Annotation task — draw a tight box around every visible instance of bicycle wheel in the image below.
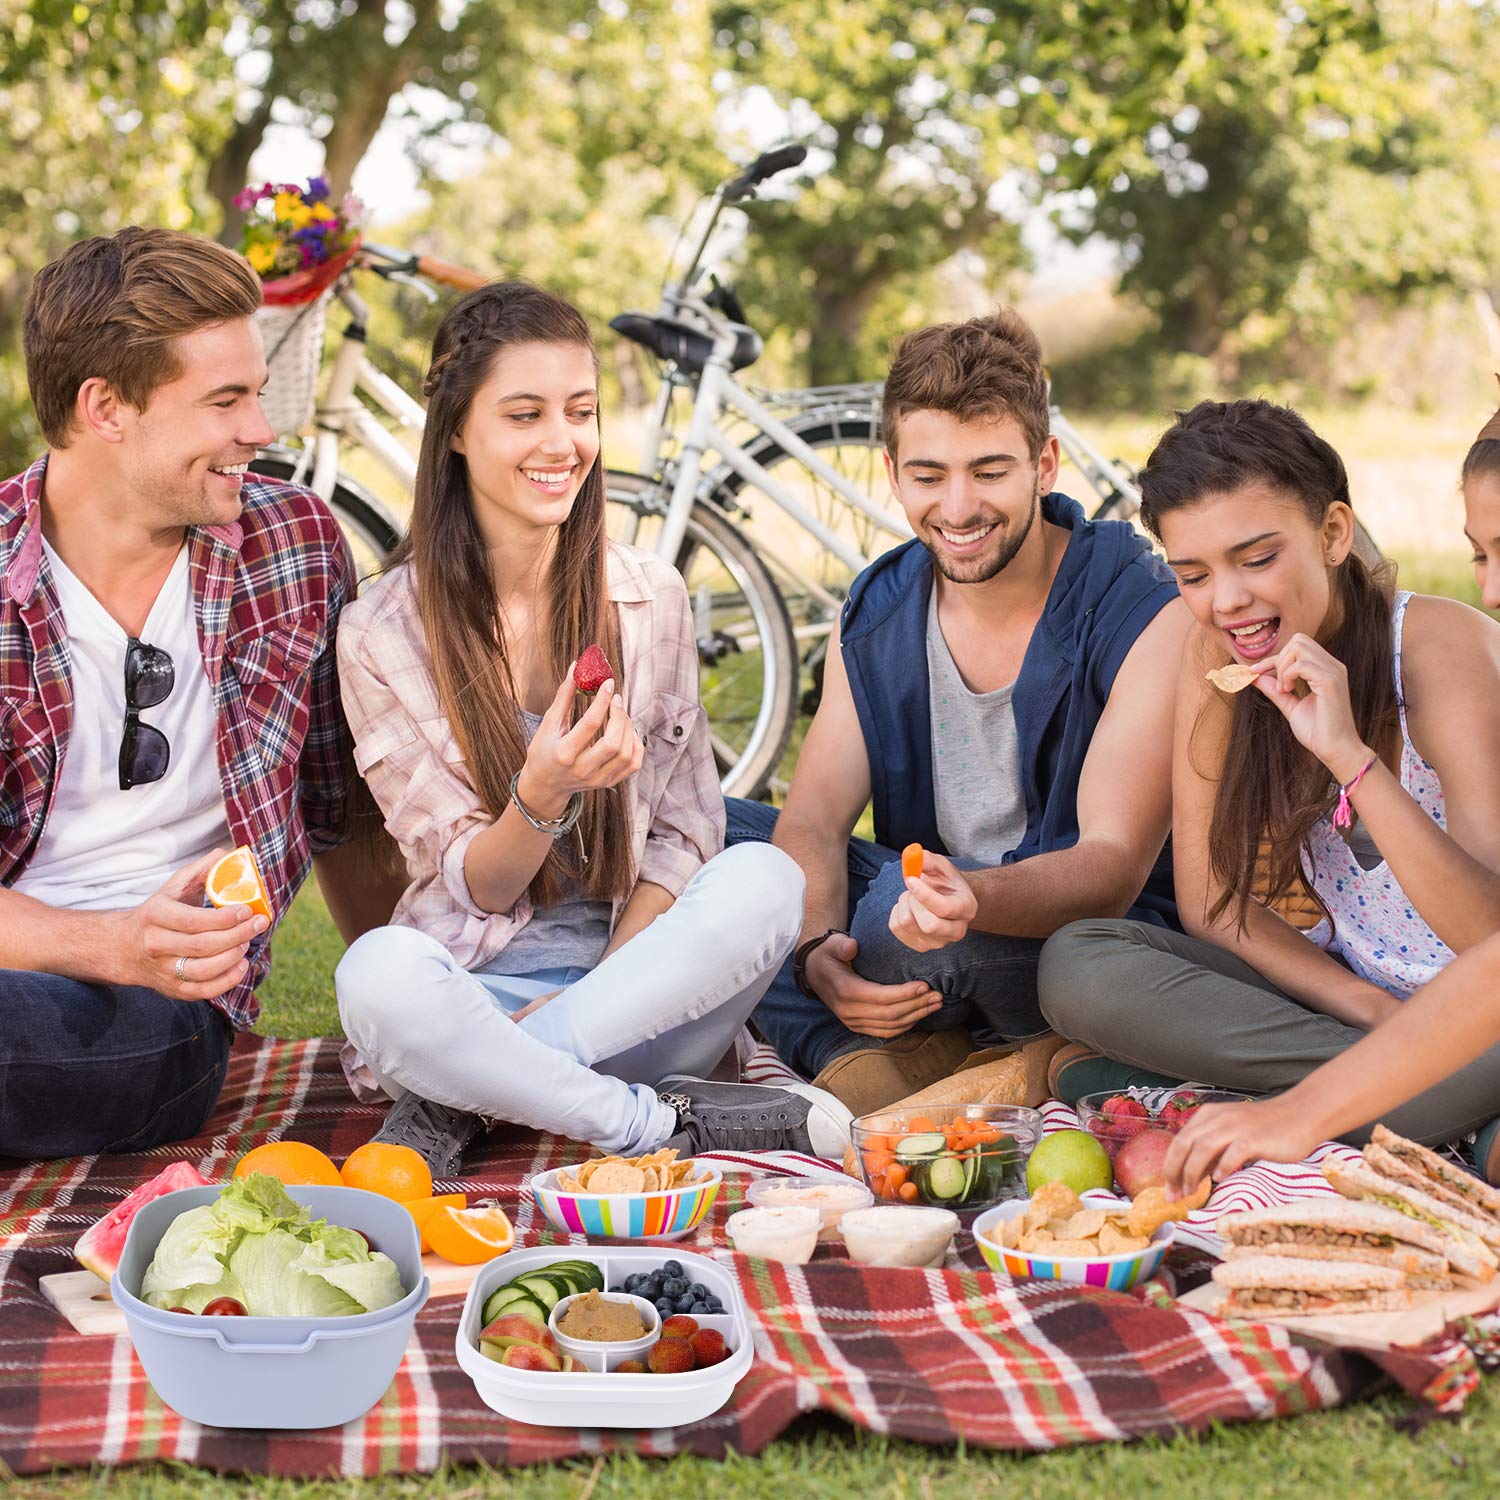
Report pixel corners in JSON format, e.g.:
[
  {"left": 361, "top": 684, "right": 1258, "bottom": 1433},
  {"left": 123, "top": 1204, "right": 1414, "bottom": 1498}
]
[
  {"left": 606, "top": 470, "right": 798, "bottom": 799},
  {"left": 251, "top": 445, "right": 403, "bottom": 583}
]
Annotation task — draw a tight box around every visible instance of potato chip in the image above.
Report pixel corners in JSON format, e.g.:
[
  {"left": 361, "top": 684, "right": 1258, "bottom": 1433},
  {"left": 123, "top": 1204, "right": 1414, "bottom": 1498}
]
[
  {"left": 1205, "top": 662, "right": 1261, "bottom": 693},
  {"left": 1029, "top": 1180, "right": 1083, "bottom": 1222},
  {"left": 557, "top": 1170, "right": 582, "bottom": 1193},
  {"left": 1018, "top": 1226, "right": 1054, "bottom": 1250},
  {"left": 1053, "top": 1209, "right": 1109, "bottom": 1240},
  {"left": 1098, "top": 1222, "right": 1151, "bottom": 1256},
  {"left": 999, "top": 1215, "right": 1024, "bottom": 1248},
  {"left": 1047, "top": 1238, "right": 1106, "bottom": 1258}
]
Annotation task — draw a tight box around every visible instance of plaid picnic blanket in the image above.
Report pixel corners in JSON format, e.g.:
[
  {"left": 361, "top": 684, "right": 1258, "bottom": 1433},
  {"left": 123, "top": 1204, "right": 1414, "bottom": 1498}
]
[{"left": 0, "top": 1034, "right": 1482, "bottom": 1478}]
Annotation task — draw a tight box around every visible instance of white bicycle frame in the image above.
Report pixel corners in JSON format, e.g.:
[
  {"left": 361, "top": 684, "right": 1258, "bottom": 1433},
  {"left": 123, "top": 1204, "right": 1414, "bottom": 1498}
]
[{"left": 283, "top": 280, "right": 425, "bottom": 502}]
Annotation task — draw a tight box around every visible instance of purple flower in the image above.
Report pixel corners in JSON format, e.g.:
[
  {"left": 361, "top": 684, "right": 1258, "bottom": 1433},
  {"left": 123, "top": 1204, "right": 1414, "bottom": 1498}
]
[
  {"left": 232, "top": 183, "right": 272, "bottom": 211},
  {"left": 307, "top": 175, "right": 331, "bottom": 201}
]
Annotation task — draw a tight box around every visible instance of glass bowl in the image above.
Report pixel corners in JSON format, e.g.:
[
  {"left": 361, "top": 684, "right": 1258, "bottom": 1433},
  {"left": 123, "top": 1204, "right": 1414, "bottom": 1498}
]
[
  {"left": 849, "top": 1104, "right": 1042, "bottom": 1213},
  {"left": 1074, "top": 1087, "right": 1253, "bottom": 1161}
]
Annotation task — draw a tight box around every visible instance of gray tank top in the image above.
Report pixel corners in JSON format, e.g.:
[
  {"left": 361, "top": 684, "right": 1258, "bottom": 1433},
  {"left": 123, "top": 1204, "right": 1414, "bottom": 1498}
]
[{"left": 925, "top": 589, "right": 1027, "bottom": 864}]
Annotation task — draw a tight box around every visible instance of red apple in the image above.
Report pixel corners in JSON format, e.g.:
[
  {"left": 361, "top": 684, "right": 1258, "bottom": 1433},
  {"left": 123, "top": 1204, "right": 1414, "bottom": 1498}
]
[
  {"left": 480, "top": 1314, "right": 558, "bottom": 1358},
  {"left": 499, "top": 1343, "right": 564, "bottom": 1373},
  {"left": 1113, "top": 1128, "right": 1176, "bottom": 1197}
]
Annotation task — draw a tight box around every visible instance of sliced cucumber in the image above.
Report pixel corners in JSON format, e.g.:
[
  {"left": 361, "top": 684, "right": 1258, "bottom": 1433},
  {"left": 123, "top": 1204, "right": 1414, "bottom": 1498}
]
[
  {"left": 923, "top": 1154, "right": 968, "bottom": 1201},
  {"left": 960, "top": 1150, "right": 980, "bottom": 1201},
  {"left": 511, "top": 1273, "right": 563, "bottom": 1310},
  {"left": 547, "top": 1260, "right": 604, "bottom": 1292},
  {"left": 482, "top": 1285, "right": 547, "bottom": 1325},
  {"left": 895, "top": 1132, "right": 947, "bottom": 1161}
]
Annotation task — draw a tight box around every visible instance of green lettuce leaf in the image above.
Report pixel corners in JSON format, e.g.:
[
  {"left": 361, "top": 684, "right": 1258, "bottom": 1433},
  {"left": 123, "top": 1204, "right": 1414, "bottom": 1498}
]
[
  {"left": 291, "top": 1239, "right": 405, "bottom": 1314},
  {"left": 213, "top": 1173, "right": 308, "bottom": 1236},
  {"left": 227, "top": 1229, "right": 363, "bottom": 1318},
  {"left": 140, "top": 1204, "right": 236, "bottom": 1305}
]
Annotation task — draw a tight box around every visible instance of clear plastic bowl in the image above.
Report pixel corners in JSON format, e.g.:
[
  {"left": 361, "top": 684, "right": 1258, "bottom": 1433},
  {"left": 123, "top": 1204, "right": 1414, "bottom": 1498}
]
[
  {"left": 745, "top": 1175, "right": 874, "bottom": 1241},
  {"left": 1075, "top": 1087, "right": 1252, "bottom": 1161}
]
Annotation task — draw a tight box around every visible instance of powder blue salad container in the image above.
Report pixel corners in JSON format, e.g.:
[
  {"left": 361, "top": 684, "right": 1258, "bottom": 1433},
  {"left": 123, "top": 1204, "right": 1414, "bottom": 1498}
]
[{"left": 112, "top": 1184, "right": 429, "bottom": 1429}]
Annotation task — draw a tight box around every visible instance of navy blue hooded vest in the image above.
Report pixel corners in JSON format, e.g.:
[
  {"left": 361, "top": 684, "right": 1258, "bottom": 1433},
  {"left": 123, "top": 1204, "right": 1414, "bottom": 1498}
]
[{"left": 840, "top": 491, "right": 1179, "bottom": 927}]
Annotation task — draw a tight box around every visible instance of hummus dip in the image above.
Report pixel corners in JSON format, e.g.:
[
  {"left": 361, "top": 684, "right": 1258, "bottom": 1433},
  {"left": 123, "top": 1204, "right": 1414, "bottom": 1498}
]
[{"left": 558, "top": 1290, "right": 648, "bottom": 1342}]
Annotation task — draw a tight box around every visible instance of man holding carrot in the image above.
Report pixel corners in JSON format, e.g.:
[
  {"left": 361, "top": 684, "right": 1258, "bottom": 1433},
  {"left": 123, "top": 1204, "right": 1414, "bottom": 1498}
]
[{"left": 728, "top": 308, "right": 1188, "bottom": 1110}]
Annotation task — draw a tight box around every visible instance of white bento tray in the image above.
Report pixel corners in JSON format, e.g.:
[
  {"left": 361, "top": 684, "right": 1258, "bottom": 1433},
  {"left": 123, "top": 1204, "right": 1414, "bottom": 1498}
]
[{"left": 456, "top": 1244, "right": 753, "bottom": 1428}]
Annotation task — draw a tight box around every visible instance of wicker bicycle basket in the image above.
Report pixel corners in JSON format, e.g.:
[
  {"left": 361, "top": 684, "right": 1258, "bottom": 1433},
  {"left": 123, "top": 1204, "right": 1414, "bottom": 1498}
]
[{"left": 254, "top": 295, "right": 328, "bottom": 436}]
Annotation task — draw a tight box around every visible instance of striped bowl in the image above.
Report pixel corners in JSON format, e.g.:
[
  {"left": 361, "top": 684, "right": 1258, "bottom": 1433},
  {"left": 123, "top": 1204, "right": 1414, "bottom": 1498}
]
[
  {"left": 528, "top": 1164, "right": 722, "bottom": 1242},
  {"left": 971, "top": 1194, "right": 1174, "bottom": 1291}
]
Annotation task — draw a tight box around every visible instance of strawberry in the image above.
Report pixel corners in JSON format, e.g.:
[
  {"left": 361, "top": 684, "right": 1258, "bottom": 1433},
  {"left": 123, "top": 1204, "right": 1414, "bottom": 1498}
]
[
  {"left": 647, "top": 1336, "right": 696, "bottom": 1374},
  {"left": 573, "top": 644, "right": 613, "bottom": 694},
  {"left": 614, "top": 1359, "right": 648, "bottom": 1374},
  {"left": 1101, "top": 1095, "right": 1150, "bottom": 1121},
  {"left": 661, "top": 1314, "right": 699, "bottom": 1339},
  {"left": 689, "top": 1328, "right": 730, "bottom": 1367}
]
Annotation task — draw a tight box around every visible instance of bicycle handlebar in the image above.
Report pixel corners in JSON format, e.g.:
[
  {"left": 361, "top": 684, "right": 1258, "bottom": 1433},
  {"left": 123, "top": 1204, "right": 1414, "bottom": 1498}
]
[
  {"left": 413, "top": 255, "right": 489, "bottom": 292},
  {"left": 723, "top": 144, "right": 808, "bottom": 202}
]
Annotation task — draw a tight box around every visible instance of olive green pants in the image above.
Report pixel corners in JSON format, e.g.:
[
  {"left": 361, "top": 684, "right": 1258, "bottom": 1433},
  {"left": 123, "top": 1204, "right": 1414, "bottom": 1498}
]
[{"left": 1038, "top": 918, "right": 1500, "bottom": 1148}]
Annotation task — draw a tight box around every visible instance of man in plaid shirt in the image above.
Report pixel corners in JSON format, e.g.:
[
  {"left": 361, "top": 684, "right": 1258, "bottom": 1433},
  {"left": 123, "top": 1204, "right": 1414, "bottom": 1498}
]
[{"left": 0, "top": 228, "right": 387, "bottom": 1159}]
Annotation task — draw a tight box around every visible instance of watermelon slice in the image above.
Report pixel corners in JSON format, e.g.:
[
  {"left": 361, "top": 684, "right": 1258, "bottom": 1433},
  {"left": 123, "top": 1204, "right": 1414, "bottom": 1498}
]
[{"left": 75, "top": 1161, "right": 214, "bottom": 1281}]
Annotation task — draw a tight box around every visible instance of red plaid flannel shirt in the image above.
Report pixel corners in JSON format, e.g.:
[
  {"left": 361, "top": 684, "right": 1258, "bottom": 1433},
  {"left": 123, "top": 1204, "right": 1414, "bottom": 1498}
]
[{"left": 0, "top": 455, "right": 355, "bottom": 1029}]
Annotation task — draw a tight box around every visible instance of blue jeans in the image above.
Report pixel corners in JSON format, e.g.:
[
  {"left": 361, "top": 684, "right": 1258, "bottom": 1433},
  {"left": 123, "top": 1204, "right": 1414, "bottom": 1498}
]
[
  {"left": 726, "top": 798, "right": 1047, "bottom": 1079},
  {"left": 0, "top": 972, "right": 232, "bottom": 1159}
]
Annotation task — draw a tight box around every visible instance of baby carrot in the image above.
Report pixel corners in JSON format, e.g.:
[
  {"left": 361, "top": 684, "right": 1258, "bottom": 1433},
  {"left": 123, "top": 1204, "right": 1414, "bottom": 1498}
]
[{"left": 901, "top": 843, "right": 925, "bottom": 880}]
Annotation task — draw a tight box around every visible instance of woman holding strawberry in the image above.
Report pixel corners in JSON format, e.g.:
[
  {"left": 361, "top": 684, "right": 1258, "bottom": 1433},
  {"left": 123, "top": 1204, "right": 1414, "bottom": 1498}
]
[
  {"left": 1040, "top": 397, "right": 1500, "bottom": 1178},
  {"left": 333, "top": 280, "right": 847, "bottom": 1172}
]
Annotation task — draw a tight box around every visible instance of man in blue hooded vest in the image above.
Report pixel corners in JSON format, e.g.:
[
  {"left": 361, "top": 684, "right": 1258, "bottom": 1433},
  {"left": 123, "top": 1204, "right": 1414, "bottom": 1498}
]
[{"left": 727, "top": 307, "right": 1190, "bottom": 1110}]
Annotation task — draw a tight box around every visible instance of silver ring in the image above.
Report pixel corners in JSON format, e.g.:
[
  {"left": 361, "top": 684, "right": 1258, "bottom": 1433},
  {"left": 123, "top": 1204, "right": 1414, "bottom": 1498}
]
[{"left": 175, "top": 956, "right": 188, "bottom": 981}]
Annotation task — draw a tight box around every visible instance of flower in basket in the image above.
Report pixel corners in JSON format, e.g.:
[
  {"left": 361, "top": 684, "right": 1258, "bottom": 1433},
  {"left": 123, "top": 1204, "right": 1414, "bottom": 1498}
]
[{"left": 236, "top": 177, "right": 363, "bottom": 306}]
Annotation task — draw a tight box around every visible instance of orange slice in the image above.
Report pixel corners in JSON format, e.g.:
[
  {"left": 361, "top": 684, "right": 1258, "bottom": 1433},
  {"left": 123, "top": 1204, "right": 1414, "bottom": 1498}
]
[
  {"left": 423, "top": 1203, "right": 515, "bottom": 1265},
  {"left": 206, "top": 845, "right": 272, "bottom": 922},
  {"left": 402, "top": 1192, "right": 467, "bottom": 1253}
]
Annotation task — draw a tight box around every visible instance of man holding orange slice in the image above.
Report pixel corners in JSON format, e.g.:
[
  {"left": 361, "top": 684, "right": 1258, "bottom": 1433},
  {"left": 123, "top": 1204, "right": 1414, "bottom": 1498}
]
[
  {"left": 0, "top": 229, "right": 395, "bottom": 1158},
  {"left": 728, "top": 309, "right": 1188, "bottom": 1112}
]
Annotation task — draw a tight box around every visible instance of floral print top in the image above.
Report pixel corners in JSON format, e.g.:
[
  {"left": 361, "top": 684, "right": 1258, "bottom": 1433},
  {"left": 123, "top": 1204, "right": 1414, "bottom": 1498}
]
[{"left": 1302, "top": 592, "right": 1452, "bottom": 999}]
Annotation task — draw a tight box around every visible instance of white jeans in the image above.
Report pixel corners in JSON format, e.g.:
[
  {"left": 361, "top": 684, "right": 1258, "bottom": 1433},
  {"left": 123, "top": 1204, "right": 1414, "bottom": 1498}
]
[{"left": 335, "top": 843, "right": 804, "bottom": 1154}]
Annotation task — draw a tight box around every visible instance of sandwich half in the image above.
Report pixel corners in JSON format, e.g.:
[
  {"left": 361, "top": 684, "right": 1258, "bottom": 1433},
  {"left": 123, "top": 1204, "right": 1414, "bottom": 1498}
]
[
  {"left": 1322, "top": 1160, "right": 1499, "bottom": 1281},
  {"left": 1212, "top": 1255, "right": 1422, "bottom": 1317},
  {"left": 1366, "top": 1124, "right": 1500, "bottom": 1232},
  {"left": 1218, "top": 1198, "right": 1453, "bottom": 1286}
]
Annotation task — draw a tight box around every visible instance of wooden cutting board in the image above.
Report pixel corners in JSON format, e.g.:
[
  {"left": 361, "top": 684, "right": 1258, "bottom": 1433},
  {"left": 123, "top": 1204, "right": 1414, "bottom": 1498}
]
[
  {"left": 1178, "top": 1272, "right": 1500, "bottom": 1352},
  {"left": 41, "top": 1255, "right": 484, "bottom": 1337}
]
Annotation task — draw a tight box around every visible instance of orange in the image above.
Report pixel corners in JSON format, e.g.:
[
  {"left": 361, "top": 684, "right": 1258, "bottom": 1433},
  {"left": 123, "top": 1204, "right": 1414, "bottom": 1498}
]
[
  {"left": 232, "top": 1141, "right": 342, "bottom": 1186},
  {"left": 423, "top": 1203, "right": 514, "bottom": 1265},
  {"left": 206, "top": 845, "right": 272, "bottom": 922},
  {"left": 340, "top": 1142, "right": 433, "bottom": 1203},
  {"left": 401, "top": 1192, "right": 467, "bottom": 1253}
]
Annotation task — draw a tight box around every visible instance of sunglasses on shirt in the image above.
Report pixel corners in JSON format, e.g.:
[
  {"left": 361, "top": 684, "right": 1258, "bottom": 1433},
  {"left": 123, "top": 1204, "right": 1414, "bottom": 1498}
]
[{"left": 119, "top": 638, "right": 175, "bottom": 790}]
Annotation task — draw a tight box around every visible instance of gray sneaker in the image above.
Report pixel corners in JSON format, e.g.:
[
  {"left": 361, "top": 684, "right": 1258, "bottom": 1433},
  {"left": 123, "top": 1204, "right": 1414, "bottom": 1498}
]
[
  {"left": 656, "top": 1076, "right": 853, "bottom": 1159},
  {"left": 371, "top": 1093, "right": 485, "bottom": 1177}
]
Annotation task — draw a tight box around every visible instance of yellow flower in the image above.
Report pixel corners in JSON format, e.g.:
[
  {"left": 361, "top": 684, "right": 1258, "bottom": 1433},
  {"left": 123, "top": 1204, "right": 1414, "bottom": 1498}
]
[
  {"left": 246, "top": 241, "right": 278, "bottom": 273},
  {"left": 310, "top": 201, "right": 339, "bottom": 223},
  {"left": 272, "top": 191, "right": 314, "bottom": 228}
]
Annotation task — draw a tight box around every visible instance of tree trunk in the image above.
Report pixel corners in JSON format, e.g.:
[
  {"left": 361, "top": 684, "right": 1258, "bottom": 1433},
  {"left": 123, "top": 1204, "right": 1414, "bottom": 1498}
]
[
  {"left": 206, "top": 95, "right": 276, "bottom": 244},
  {"left": 806, "top": 280, "right": 882, "bottom": 386}
]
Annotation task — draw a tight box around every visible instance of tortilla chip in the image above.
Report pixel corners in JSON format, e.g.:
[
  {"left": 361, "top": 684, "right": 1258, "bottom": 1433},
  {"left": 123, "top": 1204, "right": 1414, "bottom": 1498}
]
[
  {"left": 640, "top": 1165, "right": 658, "bottom": 1191},
  {"left": 1098, "top": 1222, "right": 1151, "bottom": 1255},
  {"left": 557, "top": 1171, "right": 583, "bottom": 1194},
  {"left": 590, "top": 1161, "right": 647, "bottom": 1194},
  {"left": 1205, "top": 662, "right": 1262, "bottom": 693}
]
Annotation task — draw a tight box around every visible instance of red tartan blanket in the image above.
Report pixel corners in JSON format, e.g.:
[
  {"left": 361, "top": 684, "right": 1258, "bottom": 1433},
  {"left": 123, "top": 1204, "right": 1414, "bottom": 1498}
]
[{"left": 0, "top": 1034, "right": 1481, "bottom": 1477}]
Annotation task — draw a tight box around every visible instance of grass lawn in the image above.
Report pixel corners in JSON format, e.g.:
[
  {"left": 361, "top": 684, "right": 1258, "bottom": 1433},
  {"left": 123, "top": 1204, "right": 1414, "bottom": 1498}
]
[{"left": 19, "top": 551, "right": 1500, "bottom": 1496}]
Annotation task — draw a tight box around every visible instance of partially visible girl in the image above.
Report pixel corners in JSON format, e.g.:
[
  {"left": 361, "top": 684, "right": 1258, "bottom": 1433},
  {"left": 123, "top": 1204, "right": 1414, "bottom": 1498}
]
[
  {"left": 1160, "top": 388, "right": 1500, "bottom": 1195},
  {"left": 1040, "top": 395, "right": 1500, "bottom": 1178},
  {"left": 334, "top": 281, "right": 844, "bottom": 1172}
]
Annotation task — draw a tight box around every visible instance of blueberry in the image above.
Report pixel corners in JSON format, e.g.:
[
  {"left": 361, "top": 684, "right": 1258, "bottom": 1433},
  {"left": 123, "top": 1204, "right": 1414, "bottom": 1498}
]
[
  {"left": 623, "top": 1274, "right": 644, "bottom": 1292},
  {"left": 674, "top": 1295, "right": 696, "bottom": 1313},
  {"left": 610, "top": 1283, "right": 625, "bottom": 1293},
  {"left": 662, "top": 1277, "right": 688, "bottom": 1297},
  {"left": 689, "top": 1282, "right": 709, "bottom": 1297},
  {"left": 654, "top": 1297, "right": 675, "bottom": 1315},
  {"left": 688, "top": 1299, "right": 712, "bottom": 1313},
  {"left": 663, "top": 1260, "right": 684, "bottom": 1277},
  {"left": 705, "top": 1298, "right": 724, "bottom": 1313}
]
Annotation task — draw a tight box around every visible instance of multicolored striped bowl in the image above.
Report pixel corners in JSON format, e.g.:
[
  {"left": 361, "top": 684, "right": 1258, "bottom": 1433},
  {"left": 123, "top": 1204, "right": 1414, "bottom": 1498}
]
[
  {"left": 528, "top": 1164, "right": 722, "bottom": 1242},
  {"left": 971, "top": 1193, "right": 1174, "bottom": 1290}
]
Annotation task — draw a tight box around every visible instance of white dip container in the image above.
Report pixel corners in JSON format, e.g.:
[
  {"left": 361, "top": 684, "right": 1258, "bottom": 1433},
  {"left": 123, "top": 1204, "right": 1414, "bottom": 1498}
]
[
  {"left": 745, "top": 1176, "right": 874, "bottom": 1241},
  {"left": 725, "top": 1205, "right": 821, "bottom": 1264},
  {"left": 840, "top": 1205, "right": 959, "bottom": 1268}
]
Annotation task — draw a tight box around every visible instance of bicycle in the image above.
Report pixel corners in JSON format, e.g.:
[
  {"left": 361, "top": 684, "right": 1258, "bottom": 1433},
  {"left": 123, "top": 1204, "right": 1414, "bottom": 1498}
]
[
  {"left": 249, "top": 242, "right": 488, "bottom": 577},
  {"left": 603, "top": 147, "right": 1147, "bottom": 796}
]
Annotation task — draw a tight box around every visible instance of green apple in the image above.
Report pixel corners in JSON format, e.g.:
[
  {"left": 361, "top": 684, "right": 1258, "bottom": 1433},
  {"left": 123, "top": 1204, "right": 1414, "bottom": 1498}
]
[{"left": 1025, "top": 1129, "right": 1114, "bottom": 1196}]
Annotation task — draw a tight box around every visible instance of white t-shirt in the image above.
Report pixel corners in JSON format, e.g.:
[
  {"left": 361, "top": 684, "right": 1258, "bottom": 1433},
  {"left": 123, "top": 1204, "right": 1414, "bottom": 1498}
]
[{"left": 13, "top": 541, "right": 231, "bottom": 911}]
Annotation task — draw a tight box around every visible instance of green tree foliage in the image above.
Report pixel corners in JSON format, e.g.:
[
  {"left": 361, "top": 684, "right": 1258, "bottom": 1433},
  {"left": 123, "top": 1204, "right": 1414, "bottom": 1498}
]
[{"left": 1080, "top": 0, "right": 1500, "bottom": 378}]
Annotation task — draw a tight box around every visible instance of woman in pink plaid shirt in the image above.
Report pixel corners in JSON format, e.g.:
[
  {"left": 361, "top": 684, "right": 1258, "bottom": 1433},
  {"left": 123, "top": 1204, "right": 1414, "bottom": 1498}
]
[{"left": 335, "top": 282, "right": 849, "bottom": 1172}]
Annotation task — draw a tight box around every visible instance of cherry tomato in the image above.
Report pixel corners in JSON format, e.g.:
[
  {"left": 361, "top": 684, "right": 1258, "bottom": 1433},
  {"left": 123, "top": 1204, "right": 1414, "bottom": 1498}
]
[
  {"left": 203, "top": 1297, "right": 247, "bottom": 1316},
  {"left": 168, "top": 1306, "right": 194, "bottom": 1315}
]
